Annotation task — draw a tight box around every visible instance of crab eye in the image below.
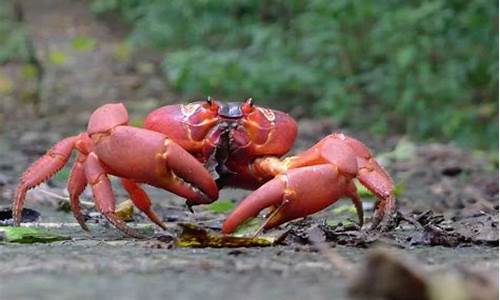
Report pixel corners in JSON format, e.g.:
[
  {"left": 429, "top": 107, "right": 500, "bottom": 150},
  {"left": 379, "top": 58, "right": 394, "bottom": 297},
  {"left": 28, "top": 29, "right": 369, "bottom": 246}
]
[
  {"left": 203, "top": 96, "right": 218, "bottom": 111},
  {"left": 242, "top": 97, "right": 255, "bottom": 114}
]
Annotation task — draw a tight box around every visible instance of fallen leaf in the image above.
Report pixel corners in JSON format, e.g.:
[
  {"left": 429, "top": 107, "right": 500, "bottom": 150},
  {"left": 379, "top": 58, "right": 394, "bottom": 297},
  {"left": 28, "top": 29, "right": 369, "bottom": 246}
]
[
  {"left": 176, "top": 223, "right": 278, "bottom": 248},
  {"left": 206, "top": 199, "right": 236, "bottom": 213},
  {"left": 356, "top": 180, "right": 405, "bottom": 198},
  {"left": 115, "top": 200, "right": 134, "bottom": 222},
  {"left": 71, "top": 36, "right": 97, "bottom": 51},
  {"left": 232, "top": 218, "right": 262, "bottom": 235},
  {"left": 0, "top": 226, "right": 70, "bottom": 243},
  {"left": 21, "top": 63, "right": 39, "bottom": 79},
  {"left": 49, "top": 50, "right": 68, "bottom": 65}
]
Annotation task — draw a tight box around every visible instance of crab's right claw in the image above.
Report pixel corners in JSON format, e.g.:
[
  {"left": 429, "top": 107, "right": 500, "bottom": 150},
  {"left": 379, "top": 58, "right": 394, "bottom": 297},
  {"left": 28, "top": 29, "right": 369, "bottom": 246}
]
[{"left": 222, "top": 164, "right": 362, "bottom": 234}]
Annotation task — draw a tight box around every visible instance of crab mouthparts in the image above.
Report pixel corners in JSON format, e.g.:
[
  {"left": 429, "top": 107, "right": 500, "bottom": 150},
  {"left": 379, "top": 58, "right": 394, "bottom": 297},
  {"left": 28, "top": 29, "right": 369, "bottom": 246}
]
[{"left": 218, "top": 102, "right": 244, "bottom": 119}]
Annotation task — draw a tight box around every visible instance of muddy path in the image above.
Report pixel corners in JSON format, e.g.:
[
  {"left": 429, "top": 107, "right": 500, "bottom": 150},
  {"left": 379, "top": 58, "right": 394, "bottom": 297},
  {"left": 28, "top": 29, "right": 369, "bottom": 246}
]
[{"left": 0, "top": 1, "right": 498, "bottom": 300}]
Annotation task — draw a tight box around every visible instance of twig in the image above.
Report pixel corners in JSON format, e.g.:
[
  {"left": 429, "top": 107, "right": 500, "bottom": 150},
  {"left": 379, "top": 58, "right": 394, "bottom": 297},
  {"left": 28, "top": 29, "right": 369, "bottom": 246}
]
[
  {"left": 252, "top": 200, "right": 289, "bottom": 238},
  {"left": 38, "top": 189, "right": 95, "bottom": 208}
]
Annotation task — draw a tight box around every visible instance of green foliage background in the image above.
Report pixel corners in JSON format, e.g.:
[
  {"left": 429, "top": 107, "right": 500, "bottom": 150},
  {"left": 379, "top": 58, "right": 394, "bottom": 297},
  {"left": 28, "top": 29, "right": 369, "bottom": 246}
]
[
  {"left": 2, "top": 1, "right": 498, "bottom": 151},
  {"left": 0, "top": 2, "right": 30, "bottom": 64}
]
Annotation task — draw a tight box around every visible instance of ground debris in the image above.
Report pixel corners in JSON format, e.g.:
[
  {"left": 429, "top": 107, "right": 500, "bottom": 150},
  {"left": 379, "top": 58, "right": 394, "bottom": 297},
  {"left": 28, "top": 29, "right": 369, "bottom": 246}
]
[
  {"left": 175, "top": 223, "right": 286, "bottom": 248},
  {"left": 399, "top": 210, "right": 499, "bottom": 247},
  {"left": 281, "top": 208, "right": 498, "bottom": 249},
  {"left": 320, "top": 225, "right": 380, "bottom": 247},
  {"left": 285, "top": 218, "right": 384, "bottom": 248},
  {"left": 115, "top": 199, "right": 134, "bottom": 222},
  {"left": 0, "top": 207, "right": 40, "bottom": 225},
  {"left": 454, "top": 213, "right": 499, "bottom": 246},
  {"left": 349, "top": 251, "right": 499, "bottom": 300},
  {"left": 409, "top": 224, "right": 471, "bottom": 247}
]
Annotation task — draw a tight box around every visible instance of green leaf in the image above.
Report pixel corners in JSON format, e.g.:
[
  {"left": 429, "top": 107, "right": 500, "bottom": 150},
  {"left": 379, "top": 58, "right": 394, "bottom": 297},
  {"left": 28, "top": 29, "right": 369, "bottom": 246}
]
[
  {"left": 54, "top": 167, "right": 70, "bottom": 182},
  {"left": 328, "top": 204, "right": 359, "bottom": 227},
  {"left": 233, "top": 218, "right": 262, "bottom": 236},
  {"left": 394, "top": 182, "right": 406, "bottom": 196},
  {"left": 48, "top": 50, "right": 68, "bottom": 65},
  {"left": 71, "top": 36, "right": 97, "bottom": 52},
  {"left": 206, "top": 200, "right": 235, "bottom": 213},
  {"left": 129, "top": 118, "right": 144, "bottom": 127},
  {"left": 356, "top": 181, "right": 405, "bottom": 198},
  {"left": 331, "top": 205, "right": 358, "bottom": 215},
  {"left": 396, "top": 46, "right": 416, "bottom": 68},
  {"left": 0, "top": 227, "right": 71, "bottom": 244},
  {"left": 356, "top": 181, "right": 374, "bottom": 198},
  {"left": 326, "top": 218, "right": 355, "bottom": 227},
  {"left": 21, "top": 64, "right": 39, "bottom": 79}
]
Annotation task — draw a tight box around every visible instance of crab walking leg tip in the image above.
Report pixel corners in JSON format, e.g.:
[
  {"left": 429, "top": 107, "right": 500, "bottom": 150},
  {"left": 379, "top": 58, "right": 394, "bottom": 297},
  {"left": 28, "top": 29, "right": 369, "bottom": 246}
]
[
  {"left": 76, "top": 215, "right": 90, "bottom": 232},
  {"left": 85, "top": 154, "right": 146, "bottom": 238},
  {"left": 103, "top": 212, "right": 147, "bottom": 239},
  {"left": 121, "top": 179, "right": 167, "bottom": 230},
  {"left": 368, "top": 194, "right": 396, "bottom": 231},
  {"left": 144, "top": 208, "right": 167, "bottom": 230},
  {"left": 68, "top": 153, "right": 89, "bottom": 232}
]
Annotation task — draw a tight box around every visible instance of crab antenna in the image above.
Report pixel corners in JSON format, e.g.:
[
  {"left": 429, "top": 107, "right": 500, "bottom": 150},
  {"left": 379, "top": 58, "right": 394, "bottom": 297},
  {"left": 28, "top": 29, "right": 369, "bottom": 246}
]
[
  {"left": 246, "top": 97, "right": 254, "bottom": 107},
  {"left": 206, "top": 96, "right": 213, "bottom": 105}
]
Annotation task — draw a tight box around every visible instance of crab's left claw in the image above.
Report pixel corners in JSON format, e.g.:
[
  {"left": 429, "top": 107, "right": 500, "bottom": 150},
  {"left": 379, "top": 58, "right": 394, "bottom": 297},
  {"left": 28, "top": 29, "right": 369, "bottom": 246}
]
[
  {"left": 222, "top": 133, "right": 395, "bottom": 234},
  {"left": 222, "top": 164, "right": 364, "bottom": 234}
]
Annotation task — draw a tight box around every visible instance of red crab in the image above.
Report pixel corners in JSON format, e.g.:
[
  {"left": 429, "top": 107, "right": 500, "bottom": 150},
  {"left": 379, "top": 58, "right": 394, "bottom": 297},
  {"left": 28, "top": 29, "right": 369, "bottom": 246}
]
[{"left": 13, "top": 98, "right": 395, "bottom": 238}]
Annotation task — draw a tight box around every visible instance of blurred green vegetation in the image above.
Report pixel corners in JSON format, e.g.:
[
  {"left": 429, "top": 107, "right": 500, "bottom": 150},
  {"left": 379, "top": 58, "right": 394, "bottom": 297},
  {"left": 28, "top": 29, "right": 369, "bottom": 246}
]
[
  {"left": 1, "top": 1, "right": 497, "bottom": 151},
  {"left": 90, "top": 0, "right": 498, "bottom": 151},
  {"left": 0, "top": 2, "right": 30, "bottom": 63}
]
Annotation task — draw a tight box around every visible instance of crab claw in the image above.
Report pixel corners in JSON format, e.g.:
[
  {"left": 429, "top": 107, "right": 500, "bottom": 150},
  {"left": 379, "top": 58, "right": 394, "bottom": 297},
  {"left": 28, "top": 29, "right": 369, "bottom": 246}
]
[
  {"left": 222, "top": 164, "right": 363, "bottom": 234},
  {"left": 160, "top": 139, "right": 219, "bottom": 204}
]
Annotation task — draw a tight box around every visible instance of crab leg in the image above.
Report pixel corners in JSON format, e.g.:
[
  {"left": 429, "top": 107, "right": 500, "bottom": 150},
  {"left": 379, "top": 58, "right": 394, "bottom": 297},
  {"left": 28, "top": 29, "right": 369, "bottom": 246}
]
[
  {"left": 13, "top": 136, "right": 78, "bottom": 225},
  {"left": 121, "top": 178, "right": 166, "bottom": 230},
  {"left": 333, "top": 135, "right": 395, "bottom": 229},
  {"left": 345, "top": 181, "right": 364, "bottom": 227},
  {"left": 67, "top": 153, "right": 89, "bottom": 231},
  {"left": 85, "top": 153, "right": 144, "bottom": 238},
  {"left": 357, "top": 158, "right": 395, "bottom": 229}
]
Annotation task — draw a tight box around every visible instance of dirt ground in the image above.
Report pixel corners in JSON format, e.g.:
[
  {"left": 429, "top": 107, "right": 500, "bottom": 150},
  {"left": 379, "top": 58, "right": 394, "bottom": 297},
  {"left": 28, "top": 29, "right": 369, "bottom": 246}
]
[
  {"left": 0, "top": 1, "right": 498, "bottom": 300},
  {"left": 1, "top": 125, "right": 498, "bottom": 300},
  {"left": 1, "top": 104, "right": 498, "bottom": 300}
]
